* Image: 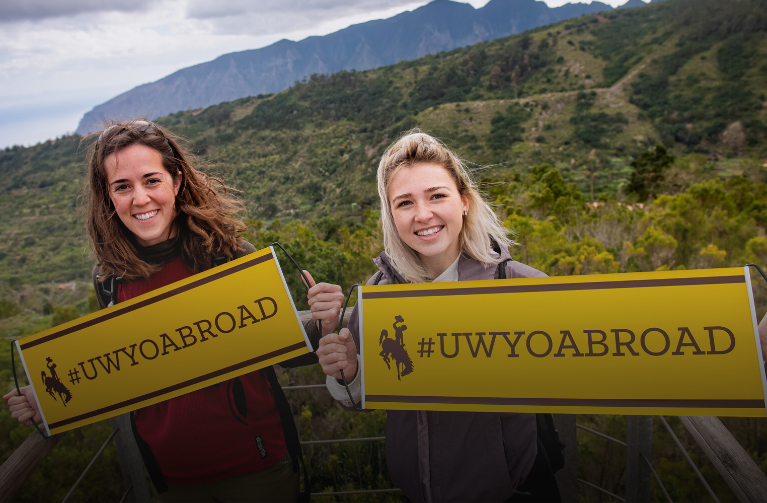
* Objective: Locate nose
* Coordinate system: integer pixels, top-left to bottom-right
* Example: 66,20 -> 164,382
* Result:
133,185 -> 151,206
414,202 -> 433,222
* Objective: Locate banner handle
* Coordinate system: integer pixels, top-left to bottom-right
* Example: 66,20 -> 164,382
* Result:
746,264 -> 767,285
10,340 -> 50,439
270,242 -> 322,338
337,284 -> 362,411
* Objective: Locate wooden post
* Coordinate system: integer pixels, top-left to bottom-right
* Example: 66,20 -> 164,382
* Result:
110,414 -> 151,502
626,416 -> 653,502
679,416 -> 767,502
0,431 -> 65,503
553,414 -> 577,502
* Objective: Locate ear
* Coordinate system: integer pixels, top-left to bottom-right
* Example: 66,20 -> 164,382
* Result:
174,170 -> 182,196
462,194 -> 470,214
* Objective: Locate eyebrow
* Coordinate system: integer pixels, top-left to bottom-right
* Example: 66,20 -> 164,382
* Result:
392,186 -> 450,204
110,172 -> 163,187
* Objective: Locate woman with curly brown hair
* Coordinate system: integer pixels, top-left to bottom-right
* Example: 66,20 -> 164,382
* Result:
4,119 -> 344,502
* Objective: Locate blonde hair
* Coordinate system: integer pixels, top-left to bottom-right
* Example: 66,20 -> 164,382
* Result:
377,130 -> 513,283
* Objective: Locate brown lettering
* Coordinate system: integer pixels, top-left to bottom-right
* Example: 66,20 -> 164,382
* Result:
499,332 -> 524,357
78,360 -> 98,380
464,333 -> 496,357
641,328 -> 670,356
438,333 -> 461,358
672,327 -> 705,355
160,333 -> 182,355
527,331 -> 553,358
238,305 -> 260,328
585,330 -> 609,356
215,312 -> 236,334
554,330 -> 583,357
612,329 -> 639,356
176,326 -> 197,348
115,344 -> 139,366
96,352 -> 121,373
193,320 -> 218,342
139,339 -> 159,360
254,297 -> 278,320
705,326 -> 735,355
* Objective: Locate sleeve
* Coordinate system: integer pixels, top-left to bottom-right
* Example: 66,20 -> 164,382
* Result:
506,260 -> 548,279
325,367 -> 362,408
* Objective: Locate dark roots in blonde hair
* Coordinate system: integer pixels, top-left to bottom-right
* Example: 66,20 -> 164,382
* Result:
84,119 -> 246,280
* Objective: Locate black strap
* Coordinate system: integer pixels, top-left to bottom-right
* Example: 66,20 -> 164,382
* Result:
496,259 -> 511,280
130,412 -> 168,493
373,271 -> 384,285
264,366 -> 310,501
96,273 -> 122,308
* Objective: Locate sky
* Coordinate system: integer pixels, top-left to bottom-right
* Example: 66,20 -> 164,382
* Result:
0,0 -> 639,150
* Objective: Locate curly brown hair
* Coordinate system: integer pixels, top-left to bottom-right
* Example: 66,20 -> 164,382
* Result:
85,119 -> 246,280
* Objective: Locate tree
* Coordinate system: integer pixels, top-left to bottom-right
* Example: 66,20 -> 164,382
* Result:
626,145 -> 675,200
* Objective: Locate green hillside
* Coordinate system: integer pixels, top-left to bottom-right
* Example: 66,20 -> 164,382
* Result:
2,0 -> 767,500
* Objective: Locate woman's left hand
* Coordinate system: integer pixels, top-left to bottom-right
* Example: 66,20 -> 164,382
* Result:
304,270 -> 345,337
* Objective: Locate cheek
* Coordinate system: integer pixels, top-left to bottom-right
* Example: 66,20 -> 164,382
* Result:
392,212 -> 411,239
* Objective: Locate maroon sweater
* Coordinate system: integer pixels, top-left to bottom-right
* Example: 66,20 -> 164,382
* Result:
118,255 -> 287,485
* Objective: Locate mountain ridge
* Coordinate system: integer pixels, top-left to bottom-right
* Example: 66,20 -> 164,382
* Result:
76,0 -> 617,134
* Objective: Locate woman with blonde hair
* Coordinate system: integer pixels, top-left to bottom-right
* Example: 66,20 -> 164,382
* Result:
5,119 -> 344,502
316,130 -> 561,502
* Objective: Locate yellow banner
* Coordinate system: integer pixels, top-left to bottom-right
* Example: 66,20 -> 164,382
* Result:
16,246 -> 310,435
359,267 -> 767,417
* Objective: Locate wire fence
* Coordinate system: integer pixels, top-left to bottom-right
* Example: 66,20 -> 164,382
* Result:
14,386 -> 727,503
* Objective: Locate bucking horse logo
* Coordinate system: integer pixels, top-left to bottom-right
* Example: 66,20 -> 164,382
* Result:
379,315 -> 414,380
42,357 -> 72,406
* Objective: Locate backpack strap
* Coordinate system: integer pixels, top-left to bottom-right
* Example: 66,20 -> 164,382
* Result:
496,260 -> 511,280
96,274 -> 122,308
264,366 -> 311,501
373,271 -> 384,285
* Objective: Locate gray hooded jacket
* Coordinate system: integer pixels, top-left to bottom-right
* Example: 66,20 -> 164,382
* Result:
334,245 -> 546,502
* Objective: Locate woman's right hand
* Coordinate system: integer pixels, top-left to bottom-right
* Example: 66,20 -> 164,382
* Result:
317,328 -> 358,381
3,386 -> 42,426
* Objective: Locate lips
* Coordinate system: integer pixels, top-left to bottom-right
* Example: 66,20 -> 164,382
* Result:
415,225 -> 444,237
134,210 -> 158,221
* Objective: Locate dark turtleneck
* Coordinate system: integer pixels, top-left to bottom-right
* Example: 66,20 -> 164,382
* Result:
134,234 -> 182,266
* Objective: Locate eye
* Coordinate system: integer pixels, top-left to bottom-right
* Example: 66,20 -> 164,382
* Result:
431,193 -> 448,200
396,200 -> 412,208
147,178 -> 162,185
114,184 -> 129,192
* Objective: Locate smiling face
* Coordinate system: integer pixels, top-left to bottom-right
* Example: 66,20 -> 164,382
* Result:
105,143 -> 182,247
388,162 -> 469,278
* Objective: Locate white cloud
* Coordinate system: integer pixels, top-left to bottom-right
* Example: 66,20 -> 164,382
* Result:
0,0 -> 157,23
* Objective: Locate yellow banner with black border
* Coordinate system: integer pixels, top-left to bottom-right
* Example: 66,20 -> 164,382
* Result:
359,267 -> 767,417
15,246 -> 311,436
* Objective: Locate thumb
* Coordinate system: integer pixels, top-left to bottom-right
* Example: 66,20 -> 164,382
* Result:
302,270 -> 316,289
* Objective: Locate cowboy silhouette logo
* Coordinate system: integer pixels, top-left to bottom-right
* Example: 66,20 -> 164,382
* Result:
379,315 -> 414,380
42,357 -> 72,406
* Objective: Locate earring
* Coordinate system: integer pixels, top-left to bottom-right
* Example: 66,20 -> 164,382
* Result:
464,209 -> 468,216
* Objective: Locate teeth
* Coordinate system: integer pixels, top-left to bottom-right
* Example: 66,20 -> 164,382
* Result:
416,227 -> 442,237
135,210 -> 157,221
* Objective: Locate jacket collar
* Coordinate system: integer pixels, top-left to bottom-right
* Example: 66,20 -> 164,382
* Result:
373,243 -> 513,284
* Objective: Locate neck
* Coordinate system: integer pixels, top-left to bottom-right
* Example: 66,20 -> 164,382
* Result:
421,248 -> 461,279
